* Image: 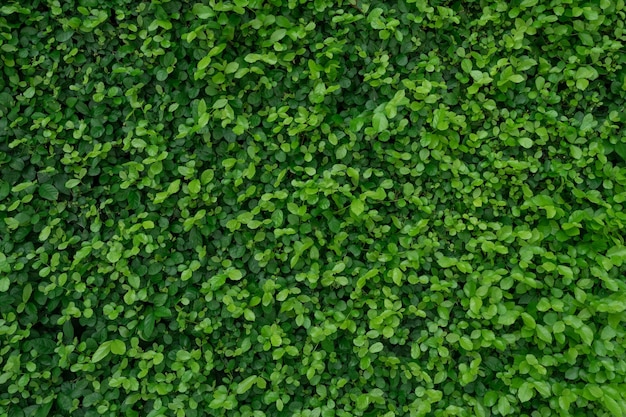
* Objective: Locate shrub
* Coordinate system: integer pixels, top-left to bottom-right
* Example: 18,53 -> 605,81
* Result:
1,0 -> 626,416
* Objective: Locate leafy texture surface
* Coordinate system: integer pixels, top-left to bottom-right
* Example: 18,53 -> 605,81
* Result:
1,1 -> 626,416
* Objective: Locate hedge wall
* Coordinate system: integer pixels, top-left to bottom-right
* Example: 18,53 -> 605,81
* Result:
1,0 -> 626,416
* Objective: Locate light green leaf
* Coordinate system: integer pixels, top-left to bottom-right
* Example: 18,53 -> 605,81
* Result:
577,325 -> 594,346
519,137 -> 533,149
369,342 -> 384,353
518,382 -> 534,402
65,179 -> 81,189
213,98 -> 228,109
197,55 -> 212,70
128,275 -> 140,289
459,336 -> 473,350
603,396 -> 624,417
228,269 -> 243,280
536,324 -> 553,343
193,4 -> 215,18
188,179 -> 201,194
350,199 -> 365,217
236,375 -> 258,395
461,59 -> 472,73
167,180 -> 181,194
580,114 -> 595,132
91,341 -> 111,363
372,112 -> 388,133
497,396 -> 511,415
110,340 -> 126,355
270,29 -> 286,42
0,277 -> 9,292
107,243 -> 123,263
39,226 -> 51,241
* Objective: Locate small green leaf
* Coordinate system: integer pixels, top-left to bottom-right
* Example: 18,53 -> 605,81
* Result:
536,324 -> 553,343
38,184 -> 59,201
461,59 -> 472,73
369,342 -> 384,353
244,309 -> 256,321
213,98 -> 229,109
603,395 -> 624,417
270,29 -> 286,42
236,375 -> 258,395
65,179 -> 81,189
188,179 -> 201,194
142,312 -> 156,339
198,55 -> 212,70
91,341 -> 111,363
193,4 -> 215,18
372,112 -> 388,133
24,87 -> 36,98
39,226 -> 52,241
128,275 -> 140,289
577,325 -> 594,346
34,402 -> 53,417
0,277 -> 9,292
580,114 -> 595,132
518,382 -> 534,402
459,336 -> 473,350
228,269 -> 243,280
350,199 -> 365,217
356,394 -> 370,410
497,396 -> 511,415
110,339 -> 126,355
518,137 -> 533,149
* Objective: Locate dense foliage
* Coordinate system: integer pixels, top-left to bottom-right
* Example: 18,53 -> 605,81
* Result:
2,0 -> 626,416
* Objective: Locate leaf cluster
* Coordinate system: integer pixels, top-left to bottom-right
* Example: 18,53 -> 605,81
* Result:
1,0 -> 626,416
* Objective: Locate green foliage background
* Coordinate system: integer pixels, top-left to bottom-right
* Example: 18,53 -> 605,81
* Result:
1,0 -> 626,416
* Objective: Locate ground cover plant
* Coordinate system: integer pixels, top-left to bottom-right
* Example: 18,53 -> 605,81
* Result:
1,0 -> 626,416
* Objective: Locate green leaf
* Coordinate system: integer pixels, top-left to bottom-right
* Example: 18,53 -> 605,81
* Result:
372,112 -> 388,133
193,4 -> 215,18
580,114 -> 595,132
603,396 -> 624,417
536,324 -> 553,343
356,394 -> 370,410
461,59 -> 472,73
0,180 -> 9,201
188,179 -> 201,194
110,340 -> 126,355
518,137 -> 533,149
518,382 -> 534,403
497,396 -> 511,415
128,275 -> 140,289
270,29 -> 286,42
0,277 -> 9,292
65,179 -> 81,189
107,242 -> 123,263
577,325 -> 594,346
198,55 -> 212,70
521,312 -> 536,329
369,342 -> 384,353
34,402 -> 53,417
236,375 -> 258,395
228,269 -> 243,280
91,341 -> 111,363
350,199 -> 365,217
38,184 -> 59,201
213,98 -> 229,109
142,311 -> 156,338
24,87 -> 36,98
